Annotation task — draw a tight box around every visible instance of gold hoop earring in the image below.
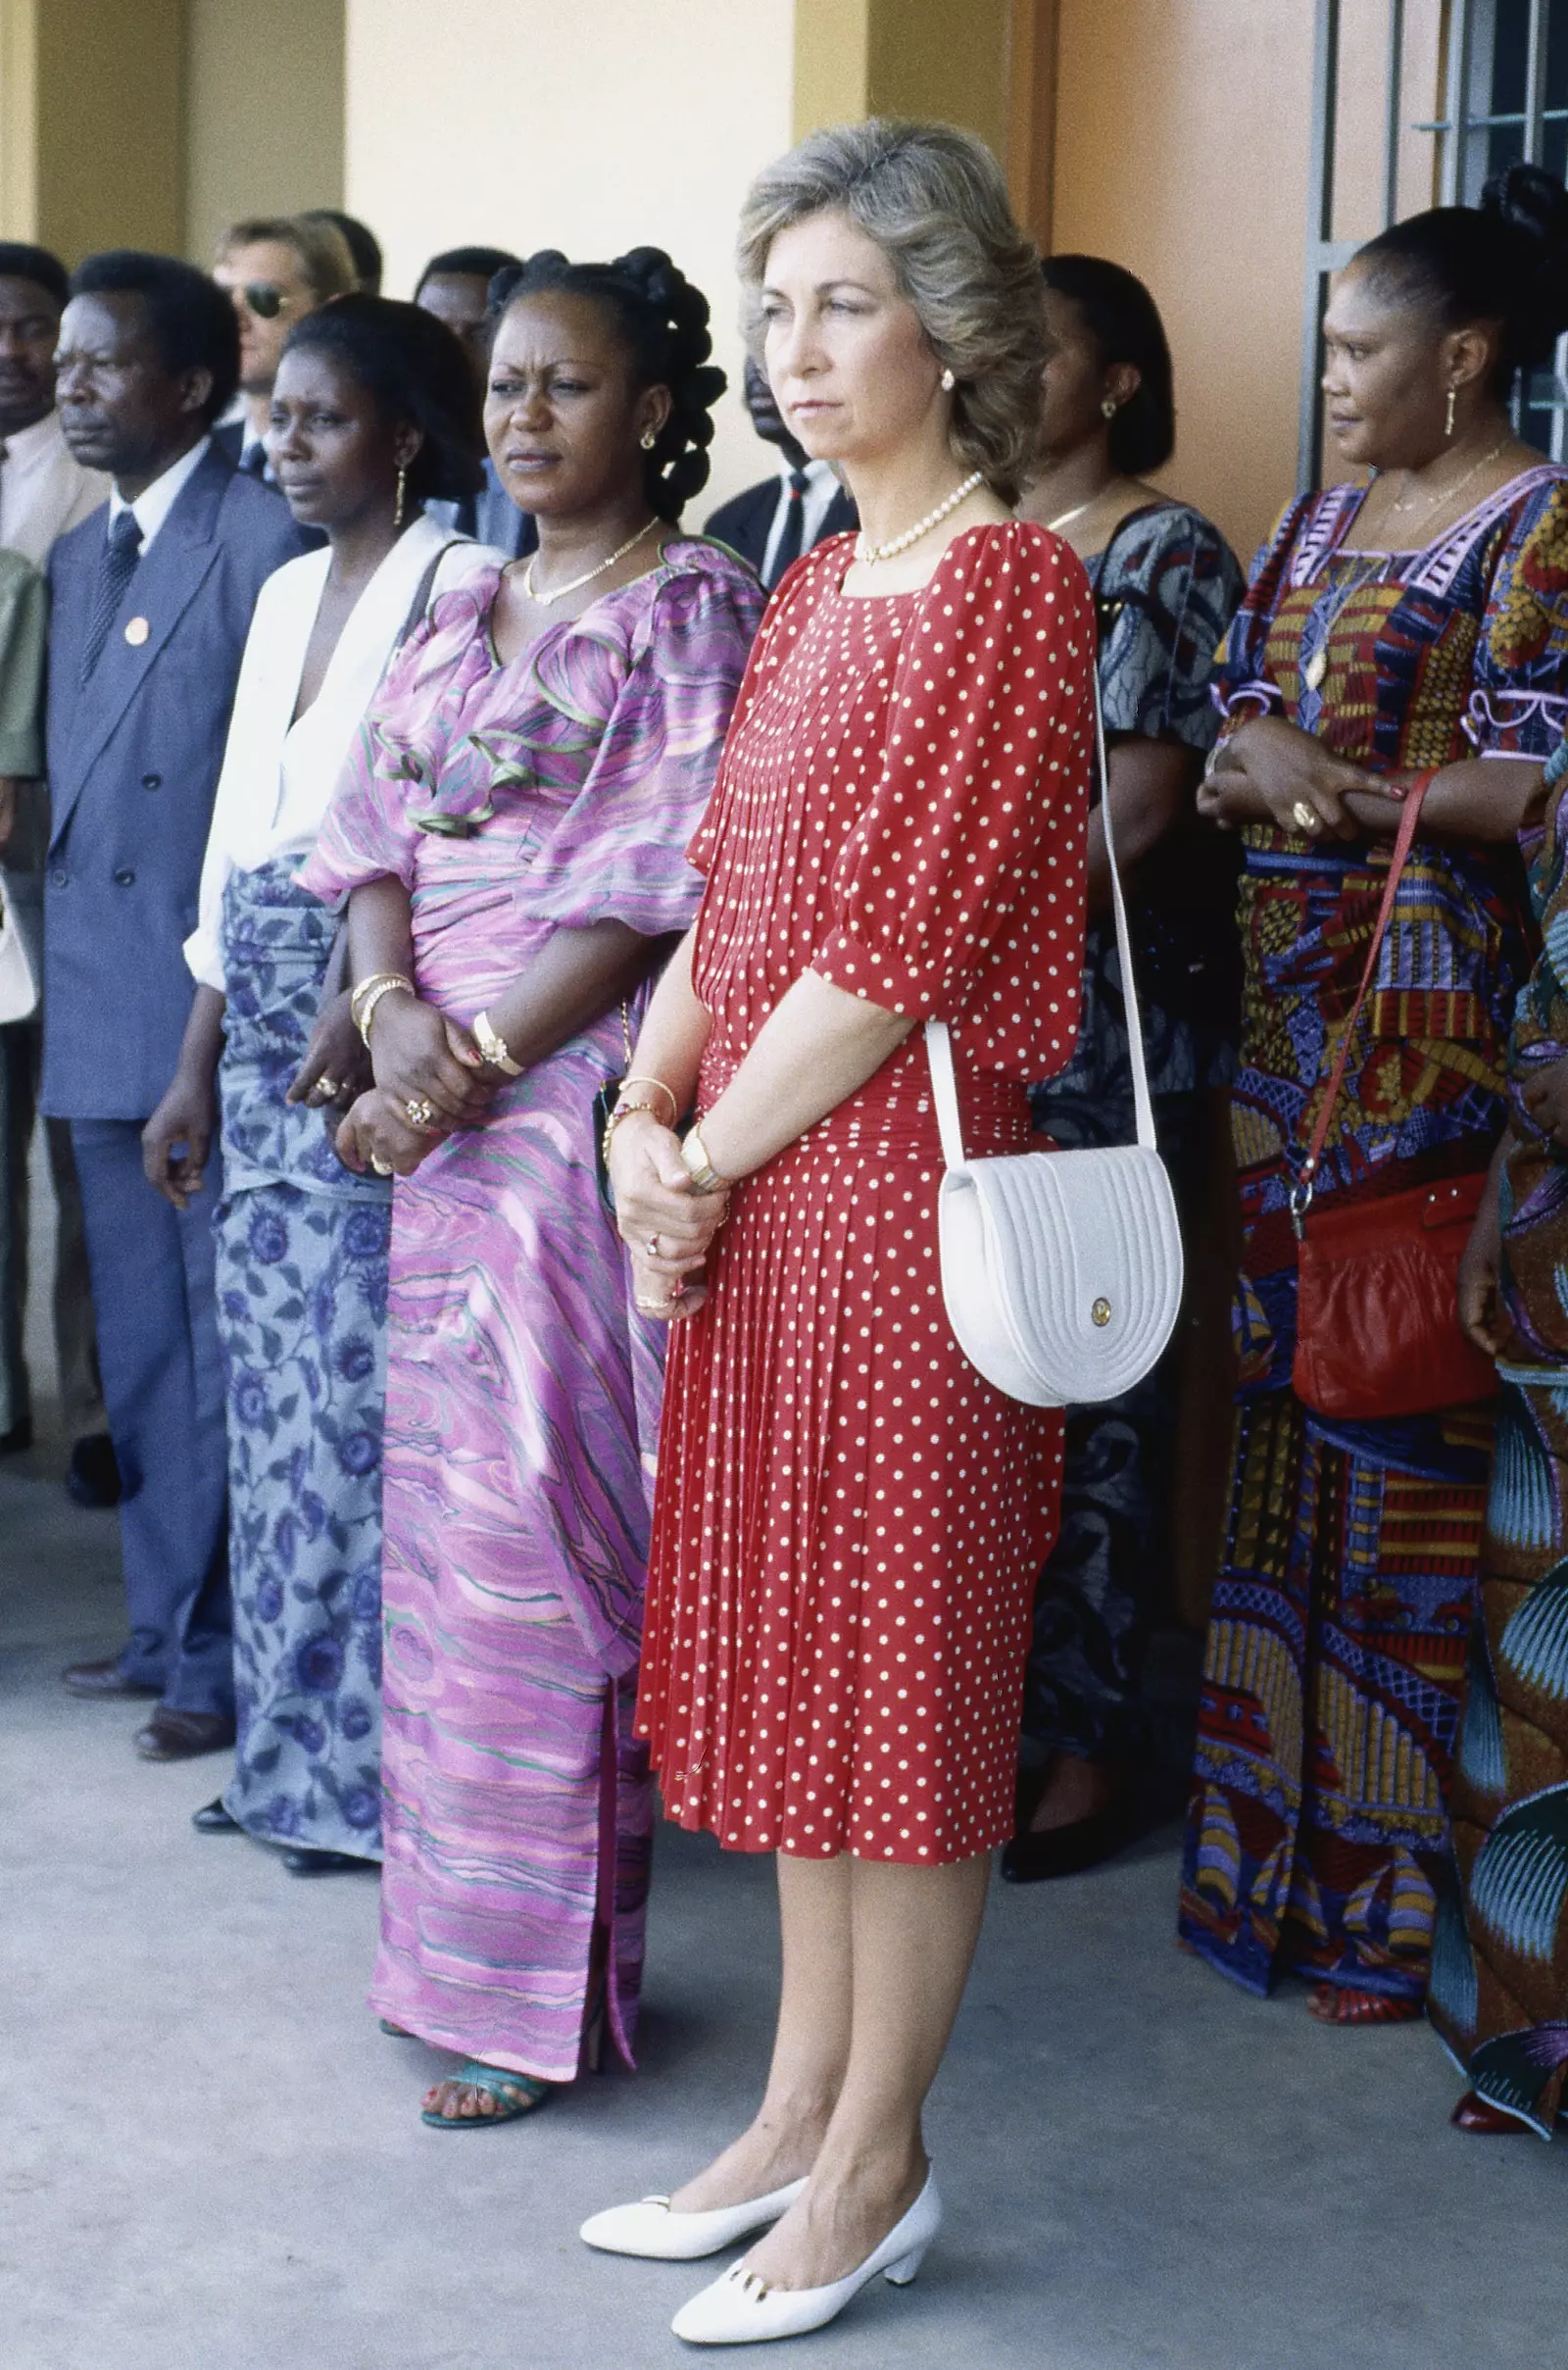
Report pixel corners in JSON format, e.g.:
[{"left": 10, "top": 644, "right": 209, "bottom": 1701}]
[
  {"left": 394, "top": 464, "right": 407, "bottom": 529},
  {"left": 1101, "top": 396, "right": 1118, "bottom": 420},
  {"left": 939, "top": 367, "right": 956, "bottom": 393},
  {"left": 639, "top": 426, "right": 658, "bottom": 452},
  {"left": 1444, "top": 386, "right": 1456, "bottom": 438}
]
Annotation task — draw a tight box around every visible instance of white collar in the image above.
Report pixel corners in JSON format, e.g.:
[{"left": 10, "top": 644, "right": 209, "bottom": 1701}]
[
  {"left": 0, "top": 410, "right": 67, "bottom": 469},
  {"left": 775, "top": 453, "right": 835, "bottom": 489},
  {"left": 109, "top": 434, "right": 211, "bottom": 552}
]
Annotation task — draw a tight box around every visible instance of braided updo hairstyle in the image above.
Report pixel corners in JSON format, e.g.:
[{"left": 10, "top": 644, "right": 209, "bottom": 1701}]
[
  {"left": 1356, "top": 162, "right": 1568, "bottom": 398},
  {"left": 489, "top": 246, "right": 726, "bottom": 519}
]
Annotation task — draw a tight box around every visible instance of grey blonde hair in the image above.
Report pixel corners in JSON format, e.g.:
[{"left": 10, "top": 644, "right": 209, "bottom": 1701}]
[
  {"left": 737, "top": 119, "right": 1046, "bottom": 504},
  {"left": 216, "top": 213, "right": 356, "bottom": 306}
]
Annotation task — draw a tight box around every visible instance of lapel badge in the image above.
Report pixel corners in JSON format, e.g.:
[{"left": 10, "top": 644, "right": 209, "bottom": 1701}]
[{"left": 124, "top": 616, "right": 150, "bottom": 647}]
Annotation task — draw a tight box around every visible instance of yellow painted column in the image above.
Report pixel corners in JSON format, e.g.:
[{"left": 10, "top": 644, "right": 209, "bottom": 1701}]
[
  {"left": 0, "top": 0, "right": 183, "bottom": 260},
  {"left": 793, "top": 0, "right": 1010, "bottom": 156}
]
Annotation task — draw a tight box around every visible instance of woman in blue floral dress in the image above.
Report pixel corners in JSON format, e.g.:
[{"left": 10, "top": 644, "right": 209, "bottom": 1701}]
[{"left": 144, "top": 298, "right": 499, "bottom": 1869}]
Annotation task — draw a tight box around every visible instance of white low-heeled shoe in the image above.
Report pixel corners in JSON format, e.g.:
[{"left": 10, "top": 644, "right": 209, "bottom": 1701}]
[
  {"left": 579, "top": 2177, "right": 808, "bottom": 2261},
  {"left": 669, "top": 2170, "right": 942, "bottom": 2345}
]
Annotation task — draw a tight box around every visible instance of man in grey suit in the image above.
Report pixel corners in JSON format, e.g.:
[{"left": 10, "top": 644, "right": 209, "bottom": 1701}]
[{"left": 46, "top": 252, "right": 305, "bottom": 1759}]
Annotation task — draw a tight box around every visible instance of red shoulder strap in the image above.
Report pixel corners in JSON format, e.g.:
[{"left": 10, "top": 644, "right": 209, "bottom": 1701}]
[{"left": 1296, "top": 769, "right": 1439, "bottom": 1199}]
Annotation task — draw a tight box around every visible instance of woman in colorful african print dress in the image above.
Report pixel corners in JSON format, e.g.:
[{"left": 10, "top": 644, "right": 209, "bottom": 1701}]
[
  {"left": 1437, "top": 726, "right": 1568, "bottom": 2136},
  {"left": 302, "top": 251, "right": 762, "bottom": 2125},
  {"left": 1183, "top": 169, "right": 1568, "bottom": 2022},
  {"left": 1010, "top": 256, "right": 1244, "bottom": 1881}
]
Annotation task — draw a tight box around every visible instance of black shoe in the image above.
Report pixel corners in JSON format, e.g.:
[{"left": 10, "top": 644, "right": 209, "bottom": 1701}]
[
  {"left": 66, "top": 1432, "right": 121, "bottom": 1508},
  {"left": 192, "top": 1797, "right": 240, "bottom": 1833},
  {"left": 0, "top": 1414, "right": 33, "bottom": 1455},
  {"left": 63, "top": 1655, "right": 161, "bottom": 1700},
  {"left": 1000, "top": 1800, "right": 1136, "bottom": 1885},
  {"left": 281, "top": 1847, "right": 372, "bottom": 1877}
]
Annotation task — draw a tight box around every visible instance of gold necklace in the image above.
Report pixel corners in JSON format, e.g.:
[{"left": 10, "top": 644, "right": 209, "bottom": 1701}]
[
  {"left": 521, "top": 518, "right": 658, "bottom": 606},
  {"left": 1300, "top": 554, "right": 1382, "bottom": 693},
  {"left": 1046, "top": 495, "right": 1097, "bottom": 533},
  {"left": 856, "top": 470, "right": 985, "bottom": 564},
  {"left": 1386, "top": 435, "right": 1508, "bottom": 521}
]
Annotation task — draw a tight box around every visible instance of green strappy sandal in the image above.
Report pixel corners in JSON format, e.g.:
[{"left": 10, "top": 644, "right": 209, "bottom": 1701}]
[{"left": 420, "top": 2060, "right": 551, "bottom": 2130}]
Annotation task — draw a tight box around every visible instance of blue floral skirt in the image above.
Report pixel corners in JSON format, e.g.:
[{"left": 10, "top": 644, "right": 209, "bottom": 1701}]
[{"left": 214, "top": 859, "right": 391, "bottom": 1857}]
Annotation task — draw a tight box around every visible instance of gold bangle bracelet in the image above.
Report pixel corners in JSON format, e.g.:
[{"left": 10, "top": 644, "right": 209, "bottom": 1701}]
[
  {"left": 602, "top": 1099, "right": 665, "bottom": 1163},
  {"left": 617, "top": 1073, "right": 678, "bottom": 1126},
  {"left": 354, "top": 975, "right": 415, "bottom": 1050},
  {"left": 349, "top": 968, "right": 414, "bottom": 1026}
]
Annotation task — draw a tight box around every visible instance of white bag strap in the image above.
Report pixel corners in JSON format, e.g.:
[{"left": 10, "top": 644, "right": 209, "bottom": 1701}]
[{"left": 924, "top": 662, "right": 1156, "bottom": 1164}]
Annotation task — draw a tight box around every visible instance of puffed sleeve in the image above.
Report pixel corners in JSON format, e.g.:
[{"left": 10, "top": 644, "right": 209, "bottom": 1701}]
[
  {"left": 1209, "top": 492, "right": 1316, "bottom": 736},
  {"left": 1466, "top": 476, "right": 1568, "bottom": 761},
  {"left": 811, "top": 520, "right": 1095, "bottom": 1017},
  {"left": 1098, "top": 505, "right": 1245, "bottom": 749},
  {"left": 526, "top": 555, "right": 765, "bottom": 932},
  {"left": 296, "top": 575, "right": 497, "bottom": 906}
]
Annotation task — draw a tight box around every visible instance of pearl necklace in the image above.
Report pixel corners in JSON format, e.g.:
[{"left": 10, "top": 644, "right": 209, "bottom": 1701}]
[
  {"left": 521, "top": 518, "right": 658, "bottom": 606},
  {"left": 856, "top": 469, "right": 985, "bottom": 564}
]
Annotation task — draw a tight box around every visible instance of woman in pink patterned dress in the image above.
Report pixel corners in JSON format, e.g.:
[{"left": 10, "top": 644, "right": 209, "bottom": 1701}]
[{"left": 300, "top": 249, "right": 763, "bottom": 2127}]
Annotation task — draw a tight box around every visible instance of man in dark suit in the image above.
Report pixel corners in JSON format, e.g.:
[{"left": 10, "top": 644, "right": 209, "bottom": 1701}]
[
  {"left": 704, "top": 358, "right": 858, "bottom": 589},
  {"left": 416, "top": 245, "right": 536, "bottom": 563},
  {"left": 46, "top": 251, "right": 306, "bottom": 1759}
]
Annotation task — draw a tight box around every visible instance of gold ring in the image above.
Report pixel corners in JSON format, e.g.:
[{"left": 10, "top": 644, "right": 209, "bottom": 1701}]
[
  {"left": 370, "top": 1155, "right": 394, "bottom": 1177},
  {"left": 635, "top": 1294, "right": 674, "bottom": 1314},
  {"left": 406, "top": 1096, "right": 435, "bottom": 1129},
  {"left": 1291, "top": 800, "right": 1320, "bottom": 834}
]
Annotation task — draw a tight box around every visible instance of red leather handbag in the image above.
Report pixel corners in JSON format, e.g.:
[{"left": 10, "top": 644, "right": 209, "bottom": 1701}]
[{"left": 1289, "top": 775, "right": 1498, "bottom": 1422}]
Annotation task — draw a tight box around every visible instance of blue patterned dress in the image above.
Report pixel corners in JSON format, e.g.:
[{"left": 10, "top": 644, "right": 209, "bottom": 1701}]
[
  {"left": 1429, "top": 730, "right": 1568, "bottom": 2133},
  {"left": 1023, "top": 502, "right": 1244, "bottom": 1763},
  {"left": 214, "top": 860, "right": 391, "bottom": 1855}
]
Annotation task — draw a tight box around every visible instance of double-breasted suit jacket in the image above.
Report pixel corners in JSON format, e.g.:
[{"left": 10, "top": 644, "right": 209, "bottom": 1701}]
[{"left": 42, "top": 442, "right": 305, "bottom": 1120}]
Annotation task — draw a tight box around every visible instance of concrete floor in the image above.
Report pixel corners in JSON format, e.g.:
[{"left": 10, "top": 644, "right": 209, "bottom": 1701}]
[{"left": 3, "top": 1209, "right": 1566, "bottom": 2367}]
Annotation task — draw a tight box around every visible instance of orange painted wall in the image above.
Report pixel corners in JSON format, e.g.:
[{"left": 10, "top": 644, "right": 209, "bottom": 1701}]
[{"left": 1049, "top": 0, "right": 1318, "bottom": 564}]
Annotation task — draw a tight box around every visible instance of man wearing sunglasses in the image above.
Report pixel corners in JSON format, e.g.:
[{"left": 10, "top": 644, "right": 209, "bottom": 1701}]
[{"left": 211, "top": 215, "right": 355, "bottom": 481}]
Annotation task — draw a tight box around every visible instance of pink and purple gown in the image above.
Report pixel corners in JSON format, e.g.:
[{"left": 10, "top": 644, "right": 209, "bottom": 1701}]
[{"left": 300, "top": 540, "right": 763, "bottom": 2081}]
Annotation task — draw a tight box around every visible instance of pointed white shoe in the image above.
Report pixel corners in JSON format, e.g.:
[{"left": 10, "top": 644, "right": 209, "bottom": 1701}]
[
  {"left": 669, "top": 2171, "right": 942, "bottom": 2345},
  {"left": 579, "top": 2177, "right": 808, "bottom": 2261}
]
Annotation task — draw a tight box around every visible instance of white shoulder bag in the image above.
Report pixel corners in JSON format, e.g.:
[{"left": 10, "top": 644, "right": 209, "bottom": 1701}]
[
  {"left": 0, "top": 875, "right": 38, "bottom": 1025},
  {"left": 925, "top": 680, "right": 1184, "bottom": 1407}
]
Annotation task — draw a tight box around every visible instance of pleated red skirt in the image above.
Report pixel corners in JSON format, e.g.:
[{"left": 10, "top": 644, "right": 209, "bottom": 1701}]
[{"left": 635, "top": 1038, "right": 1063, "bottom": 1864}]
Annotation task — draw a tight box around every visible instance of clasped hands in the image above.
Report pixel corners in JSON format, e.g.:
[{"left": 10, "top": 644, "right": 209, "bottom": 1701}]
[
  {"left": 1198, "top": 716, "right": 1399, "bottom": 841},
  {"left": 334, "top": 990, "right": 500, "bottom": 1179},
  {"left": 608, "top": 1110, "right": 729, "bottom": 1322}
]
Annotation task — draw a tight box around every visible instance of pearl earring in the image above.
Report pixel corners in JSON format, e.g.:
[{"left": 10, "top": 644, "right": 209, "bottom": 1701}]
[{"left": 939, "top": 367, "right": 956, "bottom": 392}]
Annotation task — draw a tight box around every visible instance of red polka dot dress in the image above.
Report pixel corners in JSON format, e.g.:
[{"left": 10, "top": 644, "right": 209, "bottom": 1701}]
[{"left": 636, "top": 521, "right": 1095, "bottom": 1864}]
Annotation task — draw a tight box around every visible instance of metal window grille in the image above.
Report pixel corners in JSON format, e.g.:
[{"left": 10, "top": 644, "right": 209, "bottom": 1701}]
[{"left": 1298, "top": 0, "right": 1568, "bottom": 489}]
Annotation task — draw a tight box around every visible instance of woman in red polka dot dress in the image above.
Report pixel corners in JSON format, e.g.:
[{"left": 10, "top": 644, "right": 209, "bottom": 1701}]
[{"left": 587, "top": 121, "right": 1094, "bottom": 2345}]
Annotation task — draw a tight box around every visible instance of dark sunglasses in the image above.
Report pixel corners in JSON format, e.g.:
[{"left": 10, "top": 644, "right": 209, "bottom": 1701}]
[{"left": 241, "top": 283, "right": 292, "bottom": 321}]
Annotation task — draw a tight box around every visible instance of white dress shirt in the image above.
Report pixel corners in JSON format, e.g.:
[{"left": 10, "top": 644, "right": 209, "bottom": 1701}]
[
  {"left": 760, "top": 456, "right": 845, "bottom": 584},
  {"left": 0, "top": 410, "right": 110, "bottom": 567},
  {"left": 107, "top": 434, "right": 212, "bottom": 555},
  {"left": 185, "top": 513, "right": 504, "bottom": 991}
]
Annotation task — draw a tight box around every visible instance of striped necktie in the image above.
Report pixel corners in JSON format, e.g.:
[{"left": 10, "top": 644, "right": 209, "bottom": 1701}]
[
  {"left": 765, "top": 468, "right": 810, "bottom": 590},
  {"left": 80, "top": 509, "right": 143, "bottom": 682}
]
